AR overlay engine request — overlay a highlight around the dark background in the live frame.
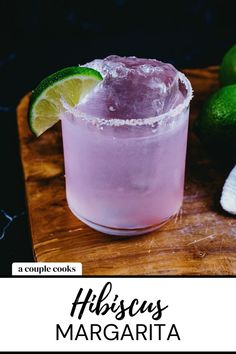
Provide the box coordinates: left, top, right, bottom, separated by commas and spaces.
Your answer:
0, 0, 235, 276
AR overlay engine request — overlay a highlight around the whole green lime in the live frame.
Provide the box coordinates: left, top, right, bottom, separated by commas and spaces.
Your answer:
195, 84, 236, 154
219, 44, 236, 86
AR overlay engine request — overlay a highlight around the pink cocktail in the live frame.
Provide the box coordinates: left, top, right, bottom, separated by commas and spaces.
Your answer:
61, 56, 192, 235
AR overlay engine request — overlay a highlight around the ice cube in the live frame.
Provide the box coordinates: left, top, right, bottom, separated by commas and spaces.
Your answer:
78, 55, 187, 120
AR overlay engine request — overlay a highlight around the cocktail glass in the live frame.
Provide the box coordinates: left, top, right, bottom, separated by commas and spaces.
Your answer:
61, 58, 192, 236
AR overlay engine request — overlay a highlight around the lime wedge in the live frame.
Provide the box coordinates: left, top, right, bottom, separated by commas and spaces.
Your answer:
29, 66, 103, 136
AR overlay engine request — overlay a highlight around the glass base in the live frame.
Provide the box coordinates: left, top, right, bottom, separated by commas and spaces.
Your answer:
68, 204, 173, 236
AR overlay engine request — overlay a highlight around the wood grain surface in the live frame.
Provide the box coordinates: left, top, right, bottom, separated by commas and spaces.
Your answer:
17, 66, 236, 275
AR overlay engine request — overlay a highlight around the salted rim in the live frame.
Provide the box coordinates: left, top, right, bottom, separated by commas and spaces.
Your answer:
62, 71, 193, 127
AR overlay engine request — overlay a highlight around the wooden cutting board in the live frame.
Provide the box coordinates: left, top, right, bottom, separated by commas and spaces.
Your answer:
17, 66, 236, 275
